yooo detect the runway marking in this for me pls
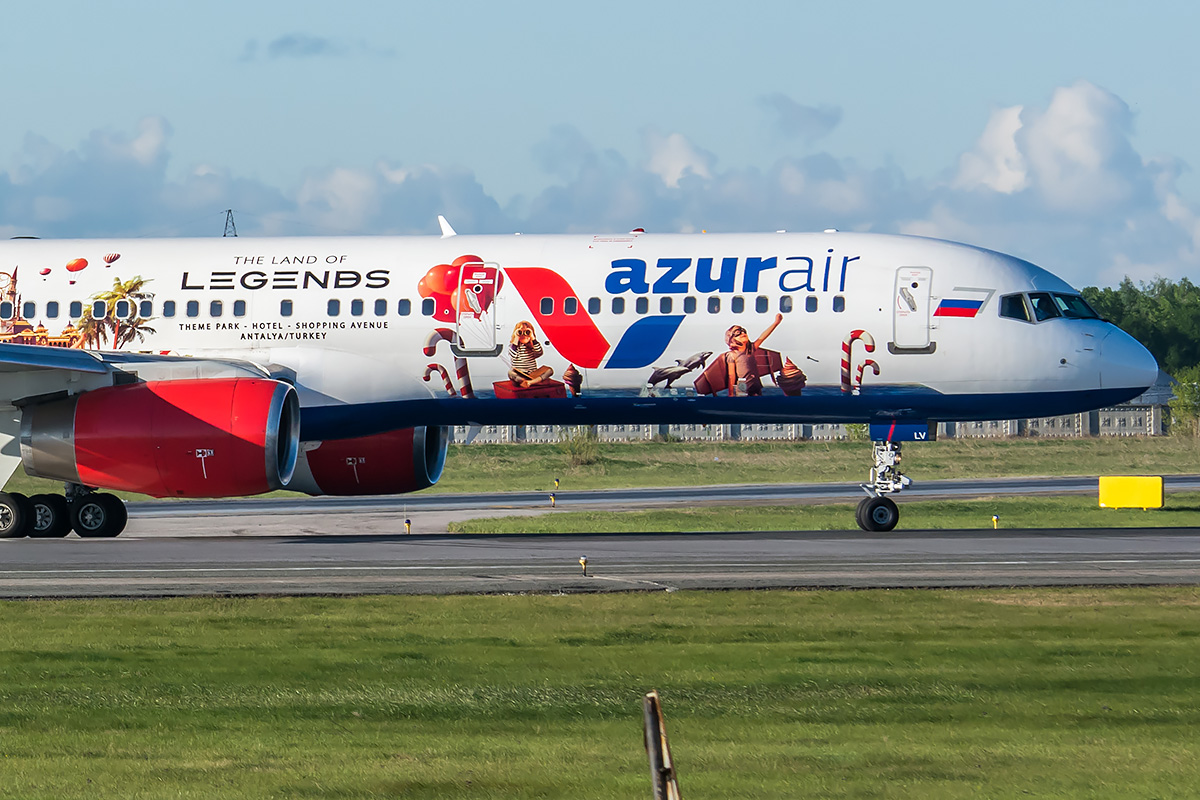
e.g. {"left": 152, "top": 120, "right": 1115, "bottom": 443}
{"left": 2, "top": 558, "right": 1199, "bottom": 578}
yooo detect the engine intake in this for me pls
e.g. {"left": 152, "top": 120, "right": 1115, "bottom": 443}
{"left": 289, "top": 426, "right": 448, "bottom": 496}
{"left": 20, "top": 378, "right": 300, "bottom": 498}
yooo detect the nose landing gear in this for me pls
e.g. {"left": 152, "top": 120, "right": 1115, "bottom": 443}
{"left": 856, "top": 437, "right": 916, "bottom": 532}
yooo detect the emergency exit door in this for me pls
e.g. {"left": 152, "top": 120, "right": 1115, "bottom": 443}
{"left": 892, "top": 267, "right": 932, "bottom": 350}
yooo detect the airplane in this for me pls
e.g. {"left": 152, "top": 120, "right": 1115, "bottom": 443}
{"left": 0, "top": 224, "right": 1158, "bottom": 537}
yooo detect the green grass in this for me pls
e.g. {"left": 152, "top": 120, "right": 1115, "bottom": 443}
{"left": 435, "top": 436, "right": 1200, "bottom": 494}
{"left": 449, "top": 492, "right": 1200, "bottom": 534}
{"left": 1, "top": 590, "right": 1198, "bottom": 798}
{"left": 5, "top": 436, "right": 1199, "bottom": 501}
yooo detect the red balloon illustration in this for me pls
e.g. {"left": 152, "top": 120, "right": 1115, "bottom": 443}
{"left": 39, "top": 268, "right": 51, "bottom": 276}
{"left": 103, "top": 253, "right": 120, "bottom": 265}
{"left": 66, "top": 258, "right": 88, "bottom": 272}
{"left": 417, "top": 255, "right": 501, "bottom": 320}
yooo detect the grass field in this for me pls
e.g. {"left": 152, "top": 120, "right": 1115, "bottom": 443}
{"left": 448, "top": 492, "right": 1200, "bottom": 534}
{"left": 7, "top": 436, "right": 1197, "bottom": 501}
{"left": 2, "top": 589, "right": 1198, "bottom": 799}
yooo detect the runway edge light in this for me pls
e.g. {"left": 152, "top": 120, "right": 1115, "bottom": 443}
{"left": 1098, "top": 476, "right": 1164, "bottom": 510}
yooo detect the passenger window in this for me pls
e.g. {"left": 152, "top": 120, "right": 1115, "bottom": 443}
{"left": 374, "top": 299, "right": 387, "bottom": 316}
{"left": 328, "top": 299, "right": 341, "bottom": 317}
{"left": 69, "top": 301, "right": 83, "bottom": 318}
{"left": 659, "top": 297, "right": 672, "bottom": 314}
{"left": 564, "top": 297, "right": 578, "bottom": 315}
{"left": 186, "top": 301, "right": 199, "bottom": 318}
{"left": 210, "top": 300, "right": 222, "bottom": 317}
{"left": 779, "top": 296, "right": 793, "bottom": 313}
{"left": 755, "top": 295, "right": 768, "bottom": 313}
{"left": 999, "top": 294, "right": 1030, "bottom": 322}
{"left": 636, "top": 297, "right": 649, "bottom": 314}
{"left": 22, "top": 302, "right": 35, "bottom": 319}
{"left": 351, "top": 299, "right": 364, "bottom": 317}
{"left": 587, "top": 297, "right": 601, "bottom": 315}
{"left": 281, "top": 299, "right": 293, "bottom": 317}
{"left": 113, "top": 300, "right": 128, "bottom": 318}
{"left": 806, "top": 296, "right": 818, "bottom": 312}
{"left": 708, "top": 297, "right": 720, "bottom": 313}
{"left": 731, "top": 296, "right": 744, "bottom": 313}
{"left": 398, "top": 299, "right": 411, "bottom": 316}
{"left": 95, "top": 301, "right": 109, "bottom": 319}
{"left": 421, "top": 298, "right": 435, "bottom": 316}
{"left": 0, "top": 302, "right": 12, "bottom": 319}
{"left": 611, "top": 297, "right": 625, "bottom": 314}
{"left": 140, "top": 300, "right": 153, "bottom": 317}
{"left": 1028, "top": 292, "right": 1060, "bottom": 321}
{"left": 162, "top": 300, "right": 176, "bottom": 318}
{"left": 46, "top": 301, "right": 59, "bottom": 319}
{"left": 233, "top": 300, "right": 246, "bottom": 317}
{"left": 540, "top": 298, "right": 554, "bottom": 315}
{"left": 833, "top": 296, "right": 845, "bottom": 313}
{"left": 684, "top": 296, "right": 697, "bottom": 314}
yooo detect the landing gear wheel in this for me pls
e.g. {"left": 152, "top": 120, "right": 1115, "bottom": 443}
{"left": 857, "top": 496, "right": 899, "bottom": 532}
{"left": 30, "top": 494, "right": 72, "bottom": 538}
{"left": 0, "top": 492, "right": 33, "bottom": 538}
{"left": 71, "top": 493, "right": 128, "bottom": 538}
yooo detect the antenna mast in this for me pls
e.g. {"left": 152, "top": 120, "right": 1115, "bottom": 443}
{"left": 223, "top": 209, "right": 238, "bottom": 237}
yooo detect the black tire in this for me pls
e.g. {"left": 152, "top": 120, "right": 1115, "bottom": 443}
{"left": 0, "top": 491, "right": 32, "bottom": 538}
{"left": 30, "top": 494, "right": 72, "bottom": 538}
{"left": 71, "top": 493, "right": 127, "bottom": 538}
{"left": 858, "top": 496, "right": 899, "bottom": 532}
{"left": 855, "top": 497, "right": 871, "bottom": 530}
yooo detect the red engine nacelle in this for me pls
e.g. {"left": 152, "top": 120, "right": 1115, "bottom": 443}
{"left": 19, "top": 378, "right": 300, "bottom": 498}
{"left": 289, "top": 426, "right": 448, "bottom": 496}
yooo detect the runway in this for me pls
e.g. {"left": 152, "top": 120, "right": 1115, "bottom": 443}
{"left": 2, "top": 528, "right": 1199, "bottom": 597}
{"left": 2, "top": 475, "right": 1198, "bottom": 597}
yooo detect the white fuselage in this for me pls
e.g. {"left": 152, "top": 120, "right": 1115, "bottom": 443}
{"left": 0, "top": 231, "right": 1158, "bottom": 437}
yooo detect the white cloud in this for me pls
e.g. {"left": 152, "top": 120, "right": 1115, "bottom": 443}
{"left": 2, "top": 85, "right": 1198, "bottom": 289}
{"left": 643, "top": 131, "right": 714, "bottom": 188}
{"left": 954, "top": 105, "right": 1028, "bottom": 193}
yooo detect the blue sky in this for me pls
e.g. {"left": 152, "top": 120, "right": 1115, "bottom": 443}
{"left": 2, "top": 0, "right": 1199, "bottom": 288}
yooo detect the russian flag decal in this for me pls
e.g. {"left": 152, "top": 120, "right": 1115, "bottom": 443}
{"left": 933, "top": 298, "right": 985, "bottom": 318}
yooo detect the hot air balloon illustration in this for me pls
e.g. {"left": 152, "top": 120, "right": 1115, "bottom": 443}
{"left": 66, "top": 258, "right": 88, "bottom": 273}
{"left": 39, "top": 268, "right": 51, "bottom": 276}
{"left": 103, "top": 253, "right": 120, "bottom": 266}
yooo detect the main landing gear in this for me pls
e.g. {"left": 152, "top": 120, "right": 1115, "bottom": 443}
{"left": 855, "top": 440, "right": 912, "bottom": 532}
{"left": 0, "top": 486, "right": 128, "bottom": 539}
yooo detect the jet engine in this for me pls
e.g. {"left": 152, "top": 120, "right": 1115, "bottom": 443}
{"left": 288, "top": 426, "right": 449, "bottom": 496}
{"left": 19, "top": 378, "right": 300, "bottom": 498}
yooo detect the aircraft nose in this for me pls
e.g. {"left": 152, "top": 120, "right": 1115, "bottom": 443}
{"left": 1101, "top": 328, "right": 1158, "bottom": 393}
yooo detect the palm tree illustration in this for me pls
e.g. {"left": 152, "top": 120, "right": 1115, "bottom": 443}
{"left": 76, "top": 276, "right": 155, "bottom": 349}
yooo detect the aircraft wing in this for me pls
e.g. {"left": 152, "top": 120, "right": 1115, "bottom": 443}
{"left": 0, "top": 342, "right": 109, "bottom": 374}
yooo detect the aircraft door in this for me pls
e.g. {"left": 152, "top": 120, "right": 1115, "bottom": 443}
{"left": 892, "top": 267, "right": 933, "bottom": 351}
{"left": 451, "top": 261, "right": 503, "bottom": 356}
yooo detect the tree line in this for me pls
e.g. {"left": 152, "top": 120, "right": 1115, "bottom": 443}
{"left": 1082, "top": 278, "right": 1200, "bottom": 433}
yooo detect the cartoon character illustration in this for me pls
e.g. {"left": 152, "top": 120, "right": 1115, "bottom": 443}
{"left": 508, "top": 320, "right": 553, "bottom": 387}
{"left": 694, "top": 314, "right": 792, "bottom": 397}
{"left": 646, "top": 351, "right": 712, "bottom": 392}
{"left": 492, "top": 321, "right": 568, "bottom": 399}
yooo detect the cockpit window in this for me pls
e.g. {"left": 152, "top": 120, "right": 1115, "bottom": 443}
{"left": 999, "top": 293, "right": 1031, "bottom": 322}
{"left": 1052, "top": 293, "right": 1100, "bottom": 319}
{"left": 1028, "top": 292, "right": 1061, "bottom": 321}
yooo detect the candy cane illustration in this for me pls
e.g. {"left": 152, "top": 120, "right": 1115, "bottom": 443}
{"left": 856, "top": 359, "right": 880, "bottom": 386}
{"left": 422, "top": 363, "right": 456, "bottom": 397}
{"left": 421, "top": 328, "right": 475, "bottom": 398}
{"left": 841, "top": 329, "right": 876, "bottom": 393}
